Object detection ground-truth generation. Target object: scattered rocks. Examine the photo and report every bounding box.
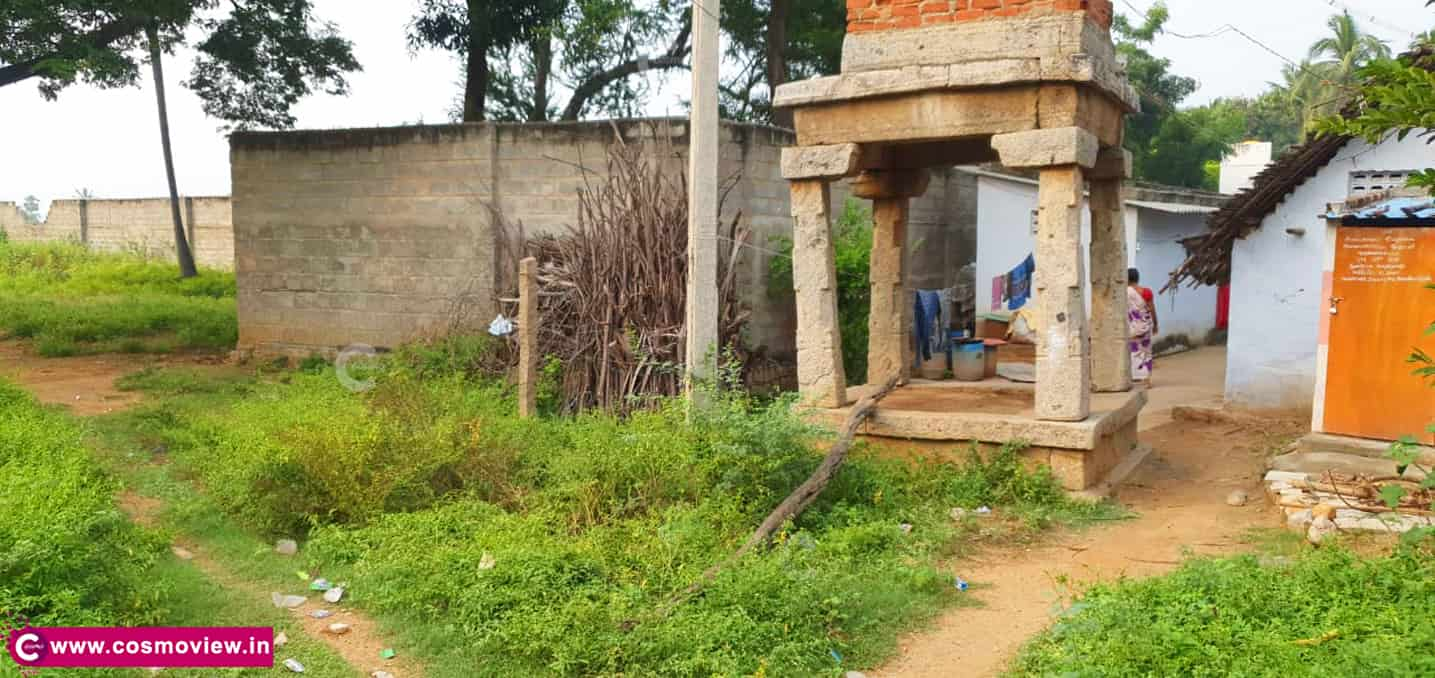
[1312,503,1337,521]
[324,623,351,635]
[898,523,913,534]
[478,552,496,571]
[282,658,305,673]
[1225,490,1249,507]
[844,672,869,678]
[1307,517,1337,545]
[310,609,332,619]
[274,632,288,648]
[170,546,194,561]
[371,672,394,678]
[271,593,307,609]
[275,539,299,556]
[323,587,344,604]
[1286,509,1314,530]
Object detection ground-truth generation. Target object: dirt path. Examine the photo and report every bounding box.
[0,341,226,415]
[875,347,1300,677]
[4,341,421,677]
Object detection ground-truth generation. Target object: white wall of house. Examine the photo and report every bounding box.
[1220,141,1274,195]
[973,173,1138,314]
[971,172,1215,348]
[1135,210,1218,343]
[1225,136,1434,410]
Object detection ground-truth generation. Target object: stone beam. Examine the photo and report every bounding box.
[792,87,1040,146]
[781,143,862,180]
[1089,146,1132,180]
[991,127,1099,169]
[790,180,849,408]
[1034,165,1092,422]
[851,169,931,200]
[1089,178,1132,393]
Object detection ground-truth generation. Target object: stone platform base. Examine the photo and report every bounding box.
[808,380,1146,492]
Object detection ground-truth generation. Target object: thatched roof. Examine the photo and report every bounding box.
[1167,133,1350,289]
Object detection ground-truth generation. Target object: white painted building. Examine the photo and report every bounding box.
[1219,141,1274,195]
[1175,133,1435,411]
[961,168,1226,345]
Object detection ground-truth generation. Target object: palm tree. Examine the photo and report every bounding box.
[1308,12,1392,90]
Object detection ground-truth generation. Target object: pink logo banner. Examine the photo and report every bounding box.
[7,627,274,668]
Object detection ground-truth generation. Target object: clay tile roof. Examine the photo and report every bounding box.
[1167,133,1350,290]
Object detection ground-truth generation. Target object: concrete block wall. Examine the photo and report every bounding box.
[230,118,970,360]
[0,196,233,269]
[231,124,498,357]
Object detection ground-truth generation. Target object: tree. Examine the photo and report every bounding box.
[1111,3,1201,185]
[0,1,360,131]
[1142,103,1244,190]
[414,0,689,124]
[20,196,42,225]
[721,0,845,126]
[2,1,360,277]
[146,23,198,278]
[409,0,566,123]
[1318,48,1435,190]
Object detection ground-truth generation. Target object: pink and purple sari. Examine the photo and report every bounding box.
[1128,285,1154,382]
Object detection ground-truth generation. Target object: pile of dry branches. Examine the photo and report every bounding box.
[500,124,751,413]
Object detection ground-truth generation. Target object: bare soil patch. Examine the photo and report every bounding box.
[0,341,228,415]
[874,413,1306,677]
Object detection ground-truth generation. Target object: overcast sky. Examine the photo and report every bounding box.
[2,0,1431,211]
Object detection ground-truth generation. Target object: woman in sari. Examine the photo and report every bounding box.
[1128,268,1155,383]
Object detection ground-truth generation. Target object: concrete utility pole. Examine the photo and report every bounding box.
[685,0,720,398]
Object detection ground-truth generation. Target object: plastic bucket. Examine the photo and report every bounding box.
[953,341,986,382]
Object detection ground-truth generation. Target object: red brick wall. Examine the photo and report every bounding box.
[847,0,1114,32]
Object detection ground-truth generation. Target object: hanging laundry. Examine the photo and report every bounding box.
[1006,254,1035,311]
[991,275,1006,312]
[913,290,944,362]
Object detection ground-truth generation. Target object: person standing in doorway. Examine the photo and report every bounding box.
[1127,268,1158,383]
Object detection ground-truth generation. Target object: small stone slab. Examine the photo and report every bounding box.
[991,128,1099,169]
[780,143,861,180]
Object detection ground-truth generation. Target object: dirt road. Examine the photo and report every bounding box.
[876,347,1301,677]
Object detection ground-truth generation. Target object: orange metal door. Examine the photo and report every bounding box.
[1324,226,1435,443]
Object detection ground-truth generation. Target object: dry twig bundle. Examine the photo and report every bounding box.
[500,124,751,413]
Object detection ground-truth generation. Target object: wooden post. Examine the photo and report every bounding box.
[1034,166,1091,422]
[518,256,539,418]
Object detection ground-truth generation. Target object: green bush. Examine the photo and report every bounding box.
[1012,543,1435,676]
[0,240,237,355]
[0,379,166,626]
[769,198,874,383]
[115,350,1110,675]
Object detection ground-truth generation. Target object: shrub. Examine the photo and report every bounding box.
[120,357,1112,675]
[1012,542,1435,676]
[0,380,166,626]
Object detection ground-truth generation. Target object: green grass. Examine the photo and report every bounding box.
[96,345,1120,677]
[0,241,236,356]
[1011,538,1435,676]
[0,377,356,677]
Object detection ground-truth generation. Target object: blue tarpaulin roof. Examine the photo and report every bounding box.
[1327,196,1435,221]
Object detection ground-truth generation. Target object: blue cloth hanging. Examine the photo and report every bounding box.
[1006,254,1035,310]
[913,290,943,362]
